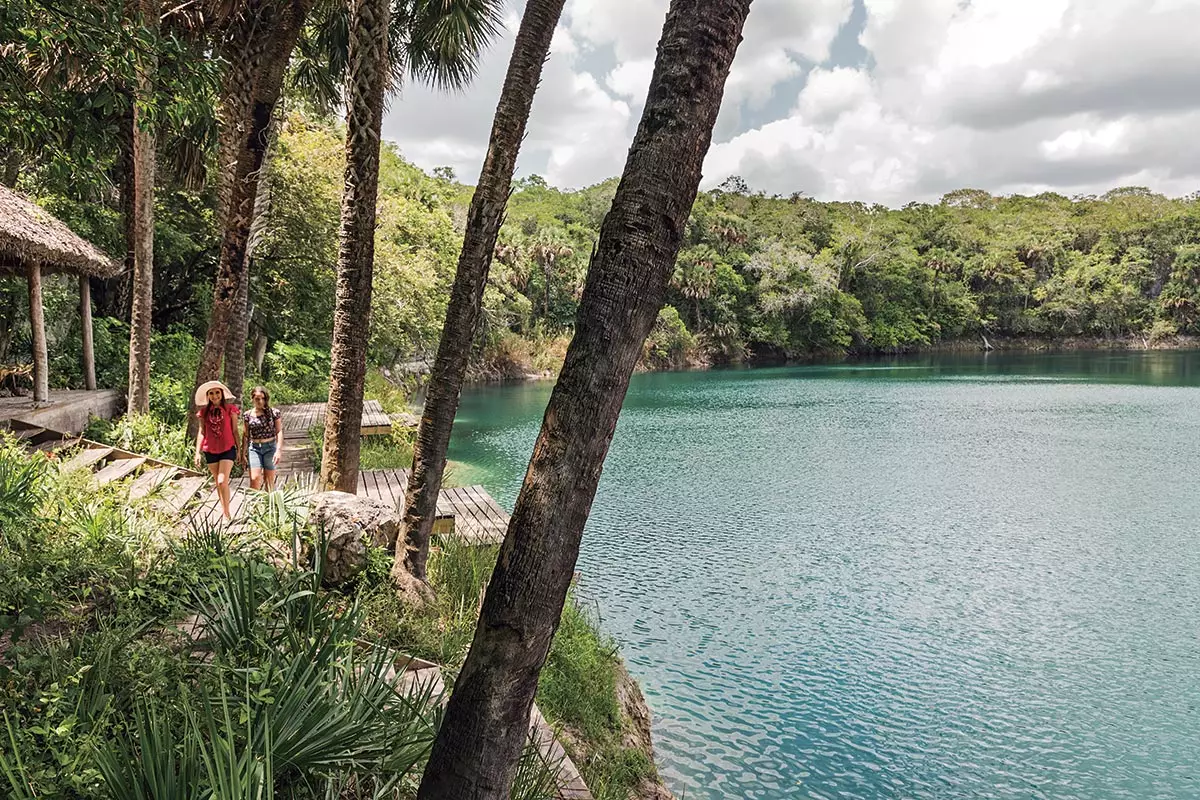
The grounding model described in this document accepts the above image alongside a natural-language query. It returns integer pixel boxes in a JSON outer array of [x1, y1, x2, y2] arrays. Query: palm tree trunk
[[223, 119, 278, 398], [126, 0, 156, 415], [2, 150, 19, 188], [188, 0, 311, 437], [395, 0, 567, 589], [319, 0, 390, 492], [414, 1, 752, 797]]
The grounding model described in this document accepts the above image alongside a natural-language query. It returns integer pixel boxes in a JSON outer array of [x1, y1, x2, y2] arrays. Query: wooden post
[[27, 263, 48, 403], [80, 275, 96, 390]]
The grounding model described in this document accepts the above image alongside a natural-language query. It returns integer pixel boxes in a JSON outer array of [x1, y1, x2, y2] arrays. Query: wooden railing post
[[27, 263, 48, 403], [80, 275, 96, 390]]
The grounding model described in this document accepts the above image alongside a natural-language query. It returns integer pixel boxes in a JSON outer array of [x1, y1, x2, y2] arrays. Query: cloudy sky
[[382, 0, 1200, 206]]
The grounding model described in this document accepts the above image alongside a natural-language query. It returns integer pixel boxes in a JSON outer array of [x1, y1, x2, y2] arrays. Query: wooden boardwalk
[[0, 388, 122, 434], [275, 400, 394, 474], [188, 469, 508, 545]]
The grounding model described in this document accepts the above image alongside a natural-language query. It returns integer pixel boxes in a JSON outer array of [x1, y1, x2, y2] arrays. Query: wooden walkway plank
[[156, 476, 207, 516], [93, 456, 147, 485], [63, 446, 113, 472], [128, 466, 177, 501]]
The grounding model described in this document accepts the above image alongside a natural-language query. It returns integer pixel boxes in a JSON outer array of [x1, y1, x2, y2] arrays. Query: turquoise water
[[447, 351, 1200, 799]]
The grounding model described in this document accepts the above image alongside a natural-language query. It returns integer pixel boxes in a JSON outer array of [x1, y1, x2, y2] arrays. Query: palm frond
[[398, 0, 505, 92]]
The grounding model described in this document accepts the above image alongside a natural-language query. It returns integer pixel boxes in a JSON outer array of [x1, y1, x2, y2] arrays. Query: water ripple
[[451, 353, 1200, 799]]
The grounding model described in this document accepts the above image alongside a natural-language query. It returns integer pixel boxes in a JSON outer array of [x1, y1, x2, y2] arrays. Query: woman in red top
[[193, 380, 242, 521]]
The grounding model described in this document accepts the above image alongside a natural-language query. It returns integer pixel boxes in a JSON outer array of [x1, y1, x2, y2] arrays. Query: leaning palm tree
[[186, 0, 316, 438], [394, 0, 567, 593], [414, 0, 755, 796], [320, 0, 502, 493]]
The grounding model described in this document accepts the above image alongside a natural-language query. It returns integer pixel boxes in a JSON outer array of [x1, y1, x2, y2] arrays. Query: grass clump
[[539, 600, 659, 800]]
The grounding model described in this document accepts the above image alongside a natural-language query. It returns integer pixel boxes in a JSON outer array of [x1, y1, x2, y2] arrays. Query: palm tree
[[527, 228, 573, 319], [395, 0, 568, 591], [320, 0, 391, 492], [319, 0, 502, 492], [672, 243, 719, 330], [188, 0, 315, 438], [222, 115, 279, 399], [126, 0, 156, 415], [414, 0, 754, 796]]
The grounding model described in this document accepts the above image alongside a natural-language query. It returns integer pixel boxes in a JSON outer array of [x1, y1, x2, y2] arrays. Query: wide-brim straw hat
[[194, 380, 236, 407]]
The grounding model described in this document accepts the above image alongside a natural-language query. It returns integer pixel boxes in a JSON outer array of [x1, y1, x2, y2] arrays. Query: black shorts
[[204, 446, 237, 464]]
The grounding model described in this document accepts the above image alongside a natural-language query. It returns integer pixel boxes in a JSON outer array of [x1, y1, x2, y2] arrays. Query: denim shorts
[[248, 441, 277, 471]]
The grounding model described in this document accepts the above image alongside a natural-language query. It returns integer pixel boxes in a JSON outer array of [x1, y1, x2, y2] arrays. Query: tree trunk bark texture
[[2, 150, 20, 188], [397, 0, 567, 588], [126, 0, 156, 414], [27, 265, 48, 403], [223, 119, 278, 398], [319, 0, 390, 493], [189, 0, 310, 435], [414, 1, 752, 798], [80, 277, 96, 391]]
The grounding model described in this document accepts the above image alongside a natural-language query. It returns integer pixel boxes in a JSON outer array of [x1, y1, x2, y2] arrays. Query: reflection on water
[[449, 350, 1200, 799]]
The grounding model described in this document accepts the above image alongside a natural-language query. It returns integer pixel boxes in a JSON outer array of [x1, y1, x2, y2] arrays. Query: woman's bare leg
[[264, 468, 276, 492], [249, 467, 263, 490], [216, 459, 235, 519]]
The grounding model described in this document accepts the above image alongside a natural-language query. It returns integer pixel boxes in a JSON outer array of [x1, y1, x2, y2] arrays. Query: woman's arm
[[194, 427, 203, 468], [240, 419, 250, 465], [275, 415, 284, 464]]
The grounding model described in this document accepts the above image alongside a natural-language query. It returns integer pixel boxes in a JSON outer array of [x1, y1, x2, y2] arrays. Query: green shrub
[[642, 305, 697, 370], [86, 413, 193, 467], [147, 329, 203, 423], [263, 342, 331, 403]]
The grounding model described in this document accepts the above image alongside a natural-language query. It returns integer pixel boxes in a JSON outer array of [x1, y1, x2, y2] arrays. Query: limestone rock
[[309, 491, 400, 586], [616, 661, 678, 800]]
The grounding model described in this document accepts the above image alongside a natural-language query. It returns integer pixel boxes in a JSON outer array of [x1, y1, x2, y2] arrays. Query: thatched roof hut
[[0, 185, 119, 402], [0, 185, 119, 277]]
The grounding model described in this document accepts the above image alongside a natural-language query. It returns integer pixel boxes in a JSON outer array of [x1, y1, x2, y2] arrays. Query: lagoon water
[[447, 351, 1200, 799]]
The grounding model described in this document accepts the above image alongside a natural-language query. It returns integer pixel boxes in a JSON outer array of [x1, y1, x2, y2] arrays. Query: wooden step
[[33, 437, 75, 454], [63, 446, 114, 472], [128, 466, 178, 501], [94, 456, 147, 485], [12, 426, 45, 442], [156, 475, 208, 516]]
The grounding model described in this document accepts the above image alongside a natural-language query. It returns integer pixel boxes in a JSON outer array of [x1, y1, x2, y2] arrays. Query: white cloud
[[797, 67, 872, 123], [383, 0, 1200, 202], [605, 60, 653, 100]]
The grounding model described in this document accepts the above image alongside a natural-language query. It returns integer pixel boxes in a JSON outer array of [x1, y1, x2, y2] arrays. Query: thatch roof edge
[[0, 185, 120, 278]]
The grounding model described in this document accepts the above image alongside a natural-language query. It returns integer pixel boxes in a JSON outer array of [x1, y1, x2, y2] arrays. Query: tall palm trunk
[[395, 0, 567, 589], [319, 0, 390, 492], [223, 123, 277, 398], [126, 0, 156, 415], [414, 1, 753, 797], [188, 0, 311, 435], [2, 151, 19, 188]]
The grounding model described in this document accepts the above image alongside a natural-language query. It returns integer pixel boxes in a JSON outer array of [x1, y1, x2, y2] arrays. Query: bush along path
[[0, 425, 620, 800]]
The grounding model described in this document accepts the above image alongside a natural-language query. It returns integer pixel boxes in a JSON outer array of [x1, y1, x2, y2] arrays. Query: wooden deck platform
[[279, 400, 393, 435], [276, 400, 394, 474], [0, 389, 121, 434], [188, 469, 508, 545]]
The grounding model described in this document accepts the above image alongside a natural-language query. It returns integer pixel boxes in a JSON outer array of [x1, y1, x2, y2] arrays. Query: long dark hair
[[250, 385, 272, 415], [203, 394, 228, 423]]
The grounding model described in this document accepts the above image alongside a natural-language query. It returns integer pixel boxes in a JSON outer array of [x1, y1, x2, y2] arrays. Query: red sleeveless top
[[197, 404, 240, 453]]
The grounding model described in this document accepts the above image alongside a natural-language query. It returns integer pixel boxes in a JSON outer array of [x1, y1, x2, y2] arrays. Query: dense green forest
[[6, 111, 1200, 402]]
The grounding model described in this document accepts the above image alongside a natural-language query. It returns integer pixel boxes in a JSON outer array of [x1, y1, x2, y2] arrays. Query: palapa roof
[[0, 185, 120, 278]]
